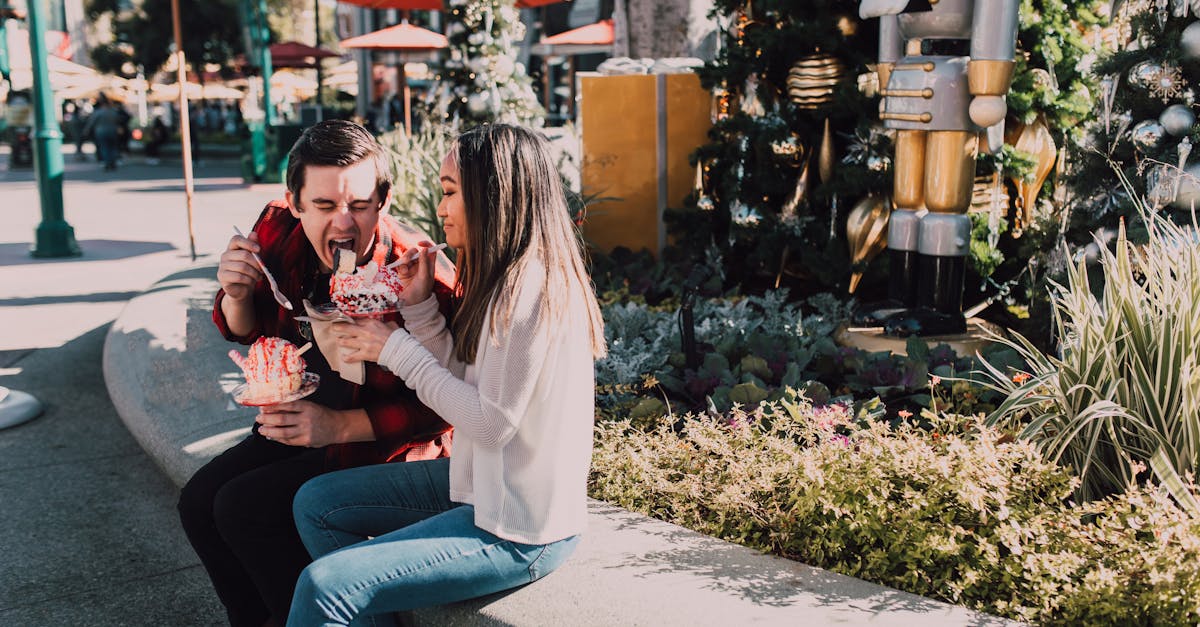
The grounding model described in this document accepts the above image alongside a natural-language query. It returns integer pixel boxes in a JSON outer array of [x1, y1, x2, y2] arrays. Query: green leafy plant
[[595, 283, 1011, 422], [979, 208, 1200, 514]]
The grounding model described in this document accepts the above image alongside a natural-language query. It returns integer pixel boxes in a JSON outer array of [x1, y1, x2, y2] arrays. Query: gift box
[[579, 72, 711, 255]]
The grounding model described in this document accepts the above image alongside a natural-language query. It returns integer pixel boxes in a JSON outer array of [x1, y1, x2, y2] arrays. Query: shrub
[[590, 396, 1200, 624], [378, 123, 458, 248], [979, 212, 1200, 513]]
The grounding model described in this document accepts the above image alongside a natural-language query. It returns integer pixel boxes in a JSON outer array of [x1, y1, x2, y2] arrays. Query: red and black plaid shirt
[[213, 200, 458, 470]]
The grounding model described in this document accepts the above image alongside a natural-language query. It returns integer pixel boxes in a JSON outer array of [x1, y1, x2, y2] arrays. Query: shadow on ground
[[0, 240, 177, 267]]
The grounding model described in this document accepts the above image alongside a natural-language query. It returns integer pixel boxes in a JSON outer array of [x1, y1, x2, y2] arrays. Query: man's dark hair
[[285, 119, 391, 208]]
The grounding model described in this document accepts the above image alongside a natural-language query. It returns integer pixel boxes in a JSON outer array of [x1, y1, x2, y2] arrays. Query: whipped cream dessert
[[329, 249, 404, 314], [229, 336, 307, 400]]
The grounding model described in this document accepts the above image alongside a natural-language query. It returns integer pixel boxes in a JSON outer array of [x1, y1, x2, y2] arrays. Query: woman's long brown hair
[[449, 124, 606, 364]]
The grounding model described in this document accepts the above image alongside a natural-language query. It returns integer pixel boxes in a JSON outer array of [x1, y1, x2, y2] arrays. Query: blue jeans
[[287, 458, 580, 626]]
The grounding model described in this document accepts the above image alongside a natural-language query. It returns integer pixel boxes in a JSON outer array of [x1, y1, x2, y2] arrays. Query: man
[[178, 119, 456, 627]]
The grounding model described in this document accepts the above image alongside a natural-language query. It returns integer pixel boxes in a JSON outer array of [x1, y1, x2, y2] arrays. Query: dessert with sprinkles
[[329, 248, 404, 315], [229, 336, 310, 402]]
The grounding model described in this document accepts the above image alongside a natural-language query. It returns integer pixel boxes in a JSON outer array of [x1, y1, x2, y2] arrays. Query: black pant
[[177, 432, 327, 627]]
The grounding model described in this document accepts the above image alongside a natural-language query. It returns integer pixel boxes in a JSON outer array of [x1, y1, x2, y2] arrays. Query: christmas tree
[[671, 0, 1102, 319], [675, 0, 882, 295], [1068, 1, 1200, 244], [436, 0, 545, 127]]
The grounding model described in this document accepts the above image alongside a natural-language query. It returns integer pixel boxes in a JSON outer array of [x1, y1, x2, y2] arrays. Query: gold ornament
[[846, 194, 891, 294], [818, 118, 835, 183], [781, 157, 811, 219], [787, 55, 845, 110], [771, 134, 806, 167], [835, 13, 858, 37], [1004, 114, 1057, 238]]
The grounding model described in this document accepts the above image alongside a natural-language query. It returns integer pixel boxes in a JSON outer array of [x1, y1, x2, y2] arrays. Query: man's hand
[[218, 231, 263, 302], [257, 400, 344, 448]]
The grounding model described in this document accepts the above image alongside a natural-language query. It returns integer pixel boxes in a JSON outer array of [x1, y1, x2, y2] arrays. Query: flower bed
[[588, 398, 1200, 624]]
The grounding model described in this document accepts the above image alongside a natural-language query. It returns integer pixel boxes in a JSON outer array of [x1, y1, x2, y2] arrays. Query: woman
[[287, 124, 607, 626]]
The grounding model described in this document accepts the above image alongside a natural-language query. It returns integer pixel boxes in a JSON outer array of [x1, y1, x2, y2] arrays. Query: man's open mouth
[[329, 238, 355, 265]]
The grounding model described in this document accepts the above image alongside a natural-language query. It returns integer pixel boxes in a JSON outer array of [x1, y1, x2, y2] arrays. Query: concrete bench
[[104, 263, 1017, 626]]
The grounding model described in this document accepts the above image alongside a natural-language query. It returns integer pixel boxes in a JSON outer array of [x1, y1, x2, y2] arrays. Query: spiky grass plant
[[378, 122, 459, 248], [979, 209, 1200, 514]]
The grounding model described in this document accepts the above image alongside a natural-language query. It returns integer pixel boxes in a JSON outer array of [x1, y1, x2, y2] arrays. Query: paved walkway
[[0, 144, 278, 625]]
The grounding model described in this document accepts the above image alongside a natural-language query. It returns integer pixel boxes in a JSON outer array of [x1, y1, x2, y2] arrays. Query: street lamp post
[[25, 0, 79, 258], [238, 0, 276, 182], [1, 2, 49, 431], [1, 2, 23, 136]]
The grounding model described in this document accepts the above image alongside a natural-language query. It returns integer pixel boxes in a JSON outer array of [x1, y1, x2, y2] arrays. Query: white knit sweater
[[378, 263, 596, 544]]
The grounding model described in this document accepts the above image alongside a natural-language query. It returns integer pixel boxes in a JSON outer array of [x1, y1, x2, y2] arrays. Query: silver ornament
[[1147, 165, 1175, 208], [866, 155, 887, 172], [1172, 161, 1200, 209], [1160, 104, 1196, 135], [1130, 119, 1167, 150], [1130, 61, 1163, 89], [696, 196, 716, 211], [1184, 22, 1200, 59]]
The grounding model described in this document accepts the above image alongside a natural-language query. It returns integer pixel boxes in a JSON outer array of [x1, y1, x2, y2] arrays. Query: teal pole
[[0, 7, 47, 431], [256, 0, 274, 125], [0, 7, 10, 83], [27, 0, 79, 258], [1, 3, 16, 135]]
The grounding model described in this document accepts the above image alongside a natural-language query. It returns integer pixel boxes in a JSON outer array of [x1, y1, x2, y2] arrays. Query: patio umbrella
[[532, 19, 613, 118], [269, 41, 339, 69], [340, 22, 447, 130], [147, 81, 203, 103], [55, 75, 131, 102], [336, 0, 563, 9], [532, 18, 613, 55], [322, 60, 360, 95], [201, 83, 247, 100], [271, 70, 320, 100], [340, 22, 448, 50]]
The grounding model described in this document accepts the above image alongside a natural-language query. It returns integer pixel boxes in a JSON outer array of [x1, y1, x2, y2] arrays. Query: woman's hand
[[334, 318, 399, 364], [393, 242, 438, 306]]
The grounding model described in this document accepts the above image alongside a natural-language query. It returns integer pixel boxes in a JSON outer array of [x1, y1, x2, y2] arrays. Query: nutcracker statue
[[859, 0, 1019, 335]]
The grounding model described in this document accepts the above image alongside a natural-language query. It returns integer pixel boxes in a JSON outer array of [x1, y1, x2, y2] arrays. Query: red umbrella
[[269, 41, 339, 69], [540, 18, 613, 46], [336, 0, 442, 9], [341, 22, 448, 131], [340, 22, 448, 50], [336, 0, 566, 9]]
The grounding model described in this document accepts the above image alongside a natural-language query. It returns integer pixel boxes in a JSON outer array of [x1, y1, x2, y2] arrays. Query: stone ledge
[[103, 264, 1018, 626]]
